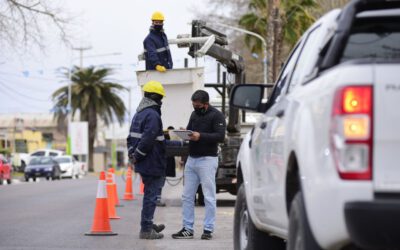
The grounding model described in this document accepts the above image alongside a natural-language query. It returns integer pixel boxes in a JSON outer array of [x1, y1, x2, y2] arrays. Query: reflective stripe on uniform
[[136, 148, 146, 156], [130, 132, 165, 141], [143, 46, 170, 53], [130, 132, 142, 138]]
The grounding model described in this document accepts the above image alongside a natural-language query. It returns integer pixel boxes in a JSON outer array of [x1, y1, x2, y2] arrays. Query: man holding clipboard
[[172, 90, 226, 240]]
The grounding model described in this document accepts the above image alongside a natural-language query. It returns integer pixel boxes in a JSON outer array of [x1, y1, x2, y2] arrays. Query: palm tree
[[52, 66, 127, 172], [239, 0, 317, 82]]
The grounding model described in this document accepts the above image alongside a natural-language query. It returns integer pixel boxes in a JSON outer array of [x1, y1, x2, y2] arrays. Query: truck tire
[[7, 179, 11, 184], [234, 183, 285, 250], [288, 192, 321, 250]]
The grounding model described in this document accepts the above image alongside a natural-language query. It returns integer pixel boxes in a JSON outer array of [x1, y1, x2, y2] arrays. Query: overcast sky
[[0, 0, 222, 118]]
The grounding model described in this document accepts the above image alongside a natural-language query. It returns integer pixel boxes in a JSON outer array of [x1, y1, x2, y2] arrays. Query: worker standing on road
[[172, 90, 226, 240], [127, 80, 181, 240], [144, 11, 173, 72], [156, 126, 177, 207]]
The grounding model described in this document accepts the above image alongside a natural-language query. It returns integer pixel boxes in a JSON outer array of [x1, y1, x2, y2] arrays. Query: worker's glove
[[128, 154, 137, 164], [155, 65, 166, 72]]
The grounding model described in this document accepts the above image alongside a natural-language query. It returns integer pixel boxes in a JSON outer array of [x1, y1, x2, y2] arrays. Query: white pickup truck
[[230, 0, 400, 249]]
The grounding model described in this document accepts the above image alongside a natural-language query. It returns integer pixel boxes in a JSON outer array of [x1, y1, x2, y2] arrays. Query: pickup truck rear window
[[341, 17, 400, 61]]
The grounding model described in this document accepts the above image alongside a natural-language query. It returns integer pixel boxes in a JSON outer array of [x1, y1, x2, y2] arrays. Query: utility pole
[[72, 46, 92, 68]]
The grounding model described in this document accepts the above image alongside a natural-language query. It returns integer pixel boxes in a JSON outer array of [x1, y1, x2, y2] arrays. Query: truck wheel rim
[[240, 209, 249, 249]]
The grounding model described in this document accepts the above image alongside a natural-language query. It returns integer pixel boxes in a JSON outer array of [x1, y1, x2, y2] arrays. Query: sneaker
[[153, 223, 165, 233], [139, 229, 164, 240], [171, 228, 194, 239], [201, 230, 212, 240], [156, 200, 166, 207]]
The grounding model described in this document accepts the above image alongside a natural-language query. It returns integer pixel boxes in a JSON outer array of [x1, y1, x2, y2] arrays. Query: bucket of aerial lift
[[136, 67, 205, 129]]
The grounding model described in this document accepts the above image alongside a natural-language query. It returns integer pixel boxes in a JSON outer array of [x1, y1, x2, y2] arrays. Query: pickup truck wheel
[[288, 192, 321, 250], [234, 184, 285, 250]]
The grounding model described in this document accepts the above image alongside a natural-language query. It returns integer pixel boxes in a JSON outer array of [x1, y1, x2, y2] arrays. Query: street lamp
[[213, 23, 268, 85]]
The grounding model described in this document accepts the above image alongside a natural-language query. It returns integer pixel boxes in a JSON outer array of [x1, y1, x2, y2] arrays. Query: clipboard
[[171, 130, 193, 140]]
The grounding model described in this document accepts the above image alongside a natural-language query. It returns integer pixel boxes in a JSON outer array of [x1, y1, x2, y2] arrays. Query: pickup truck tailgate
[[373, 64, 400, 192]]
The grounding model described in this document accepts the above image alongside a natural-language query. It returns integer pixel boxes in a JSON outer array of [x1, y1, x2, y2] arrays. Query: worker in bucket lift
[[127, 80, 182, 240], [144, 11, 173, 72]]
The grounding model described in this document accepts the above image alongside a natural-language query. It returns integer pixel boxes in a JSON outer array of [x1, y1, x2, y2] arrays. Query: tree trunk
[[266, 0, 282, 83], [276, 10, 285, 75], [88, 105, 97, 172], [266, 0, 275, 83]]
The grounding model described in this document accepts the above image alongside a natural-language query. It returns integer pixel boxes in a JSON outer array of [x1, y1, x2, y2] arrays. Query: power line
[[0, 85, 49, 111], [0, 81, 50, 102], [0, 76, 61, 93], [0, 70, 60, 82]]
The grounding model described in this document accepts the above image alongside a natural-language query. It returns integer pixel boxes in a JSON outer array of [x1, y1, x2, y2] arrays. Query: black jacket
[[186, 106, 226, 157]]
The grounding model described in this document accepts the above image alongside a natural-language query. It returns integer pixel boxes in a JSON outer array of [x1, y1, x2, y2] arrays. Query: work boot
[[139, 229, 164, 240], [153, 223, 165, 233], [156, 200, 166, 207]]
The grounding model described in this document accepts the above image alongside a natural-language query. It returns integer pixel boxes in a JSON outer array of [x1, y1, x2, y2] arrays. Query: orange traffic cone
[[123, 167, 135, 200], [108, 168, 123, 207], [85, 171, 117, 236], [106, 171, 121, 219], [139, 176, 145, 195]]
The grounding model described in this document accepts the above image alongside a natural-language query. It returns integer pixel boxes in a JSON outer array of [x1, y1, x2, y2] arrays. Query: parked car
[[29, 149, 64, 158], [230, 1, 400, 250], [24, 157, 62, 181], [10, 153, 29, 172], [13, 149, 65, 173], [0, 155, 12, 184], [54, 156, 80, 179]]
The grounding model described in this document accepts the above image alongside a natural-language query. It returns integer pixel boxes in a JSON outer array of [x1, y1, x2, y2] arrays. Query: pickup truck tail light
[[331, 86, 373, 180]]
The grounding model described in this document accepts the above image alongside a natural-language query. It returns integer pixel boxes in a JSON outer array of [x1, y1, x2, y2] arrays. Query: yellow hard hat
[[151, 11, 165, 21], [142, 80, 166, 97]]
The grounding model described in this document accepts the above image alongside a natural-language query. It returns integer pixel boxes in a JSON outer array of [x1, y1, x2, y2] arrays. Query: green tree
[[52, 66, 127, 172], [239, 0, 317, 82]]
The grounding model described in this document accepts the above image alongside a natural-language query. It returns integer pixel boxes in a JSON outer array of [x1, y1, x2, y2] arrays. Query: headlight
[[24, 168, 31, 172], [45, 167, 53, 171]]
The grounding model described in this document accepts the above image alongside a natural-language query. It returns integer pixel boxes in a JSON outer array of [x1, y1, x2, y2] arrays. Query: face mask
[[155, 100, 163, 106], [194, 107, 206, 115], [154, 24, 163, 31]]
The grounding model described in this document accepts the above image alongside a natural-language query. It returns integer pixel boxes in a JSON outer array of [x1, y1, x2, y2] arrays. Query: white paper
[[171, 130, 193, 140]]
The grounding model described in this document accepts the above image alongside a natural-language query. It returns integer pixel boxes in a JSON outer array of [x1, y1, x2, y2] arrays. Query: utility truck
[[137, 20, 251, 197], [230, 0, 400, 249]]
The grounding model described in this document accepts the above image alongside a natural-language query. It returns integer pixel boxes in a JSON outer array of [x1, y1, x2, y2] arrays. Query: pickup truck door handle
[[260, 121, 268, 129], [276, 109, 285, 118]]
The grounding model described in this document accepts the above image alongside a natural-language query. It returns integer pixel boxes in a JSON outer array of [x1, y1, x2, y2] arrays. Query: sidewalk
[[127, 172, 236, 250]]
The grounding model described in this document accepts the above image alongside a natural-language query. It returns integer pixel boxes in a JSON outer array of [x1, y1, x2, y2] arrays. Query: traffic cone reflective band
[[108, 168, 123, 207], [139, 176, 144, 195], [106, 171, 120, 219], [85, 171, 117, 236], [123, 167, 135, 200]]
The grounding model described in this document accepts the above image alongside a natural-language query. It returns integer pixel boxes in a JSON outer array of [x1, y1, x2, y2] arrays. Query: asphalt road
[[0, 173, 236, 250]]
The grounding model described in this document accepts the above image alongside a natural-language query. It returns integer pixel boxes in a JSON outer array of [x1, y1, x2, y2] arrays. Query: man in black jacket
[[172, 90, 226, 240]]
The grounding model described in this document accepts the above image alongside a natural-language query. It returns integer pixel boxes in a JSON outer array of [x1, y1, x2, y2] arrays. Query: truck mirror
[[230, 84, 264, 111]]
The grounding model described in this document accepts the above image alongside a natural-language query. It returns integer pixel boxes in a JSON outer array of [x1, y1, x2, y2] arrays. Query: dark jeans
[[156, 176, 166, 202], [140, 174, 165, 232]]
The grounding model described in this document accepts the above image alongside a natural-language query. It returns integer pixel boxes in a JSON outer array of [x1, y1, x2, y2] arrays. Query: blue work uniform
[[143, 28, 173, 70]]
